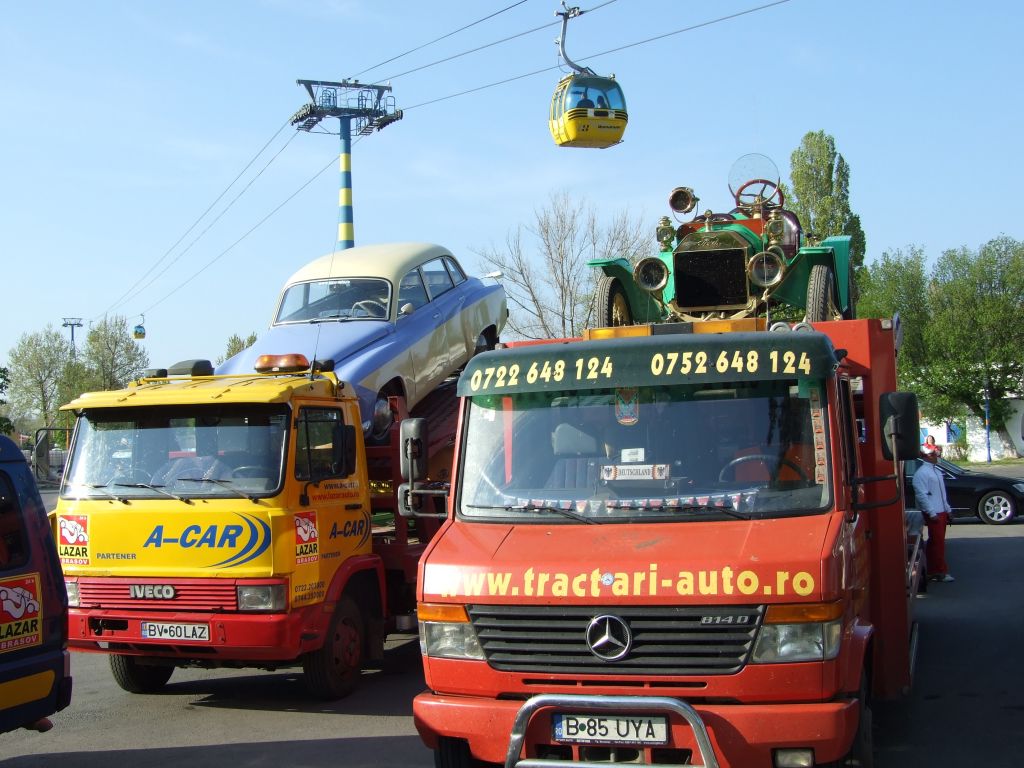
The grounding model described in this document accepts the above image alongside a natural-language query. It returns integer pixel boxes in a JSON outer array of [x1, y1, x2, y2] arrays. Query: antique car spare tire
[[806, 263, 840, 323]]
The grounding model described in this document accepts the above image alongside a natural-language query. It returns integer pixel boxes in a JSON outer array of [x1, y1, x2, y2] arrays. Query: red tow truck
[[401, 317, 922, 767]]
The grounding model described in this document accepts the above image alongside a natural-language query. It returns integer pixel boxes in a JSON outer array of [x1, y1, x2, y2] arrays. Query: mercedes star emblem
[[586, 614, 633, 661]]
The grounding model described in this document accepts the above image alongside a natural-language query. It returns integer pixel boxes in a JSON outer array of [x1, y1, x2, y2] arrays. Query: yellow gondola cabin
[[549, 73, 627, 148]]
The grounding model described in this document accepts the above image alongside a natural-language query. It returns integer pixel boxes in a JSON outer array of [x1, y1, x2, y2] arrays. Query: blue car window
[[0, 472, 28, 570], [398, 270, 430, 310], [422, 257, 455, 299], [444, 256, 467, 285]]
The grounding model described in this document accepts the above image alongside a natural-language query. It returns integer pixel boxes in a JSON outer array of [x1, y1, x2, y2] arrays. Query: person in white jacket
[[912, 445, 954, 582]]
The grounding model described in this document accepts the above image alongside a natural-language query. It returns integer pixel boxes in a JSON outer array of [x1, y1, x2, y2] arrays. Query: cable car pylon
[[291, 79, 403, 250]]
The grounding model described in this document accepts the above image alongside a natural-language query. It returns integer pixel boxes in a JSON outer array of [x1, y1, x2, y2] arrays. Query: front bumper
[[414, 691, 858, 768], [68, 606, 322, 662]]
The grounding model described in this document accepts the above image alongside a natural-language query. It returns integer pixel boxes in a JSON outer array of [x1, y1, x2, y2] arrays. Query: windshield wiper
[[173, 477, 259, 502], [659, 503, 750, 520], [310, 316, 358, 323], [465, 503, 600, 525], [83, 483, 130, 504], [112, 482, 192, 504]]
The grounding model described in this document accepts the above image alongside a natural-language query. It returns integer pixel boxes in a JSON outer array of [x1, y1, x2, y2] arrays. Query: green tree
[[217, 332, 258, 366], [474, 192, 652, 339], [82, 315, 150, 391], [858, 237, 1024, 449], [8, 325, 73, 427], [0, 367, 13, 435], [786, 131, 867, 271]]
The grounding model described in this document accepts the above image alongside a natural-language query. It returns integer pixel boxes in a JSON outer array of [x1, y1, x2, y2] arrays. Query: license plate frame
[[552, 713, 668, 745], [140, 621, 210, 642]]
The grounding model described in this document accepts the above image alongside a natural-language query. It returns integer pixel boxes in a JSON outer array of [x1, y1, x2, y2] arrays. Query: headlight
[[418, 603, 484, 660], [752, 620, 841, 663], [633, 257, 669, 293], [747, 247, 785, 288], [65, 580, 80, 608], [237, 584, 287, 612]]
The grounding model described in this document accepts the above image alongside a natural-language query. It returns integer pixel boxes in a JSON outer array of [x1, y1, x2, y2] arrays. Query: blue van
[[0, 435, 71, 733]]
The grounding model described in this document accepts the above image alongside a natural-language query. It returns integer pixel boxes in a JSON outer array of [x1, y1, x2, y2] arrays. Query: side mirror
[[879, 392, 920, 461], [400, 302, 415, 316], [397, 482, 420, 518], [400, 418, 428, 482], [332, 423, 357, 478]]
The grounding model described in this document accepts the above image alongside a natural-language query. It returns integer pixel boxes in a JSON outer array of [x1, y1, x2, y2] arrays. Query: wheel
[[435, 737, 474, 768], [352, 300, 386, 318], [595, 276, 632, 327], [303, 595, 364, 700], [718, 454, 809, 483], [839, 674, 874, 767], [109, 655, 174, 693], [805, 263, 841, 323], [977, 490, 1015, 525], [473, 327, 498, 356]]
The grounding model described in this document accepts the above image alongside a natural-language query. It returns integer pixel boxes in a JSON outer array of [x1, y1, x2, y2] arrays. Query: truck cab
[[0, 435, 72, 734], [55, 353, 454, 699], [408, 318, 920, 768]]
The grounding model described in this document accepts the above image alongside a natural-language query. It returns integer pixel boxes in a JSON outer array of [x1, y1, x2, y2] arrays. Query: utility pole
[[291, 79, 403, 251], [62, 317, 83, 357]]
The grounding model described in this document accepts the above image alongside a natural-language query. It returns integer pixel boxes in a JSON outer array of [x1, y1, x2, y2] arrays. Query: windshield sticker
[[620, 447, 645, 463], [615, 388, 639, 425], [0, 574, 42, 652], [58, 514, 91, 565], [601, 464, 669, 481]]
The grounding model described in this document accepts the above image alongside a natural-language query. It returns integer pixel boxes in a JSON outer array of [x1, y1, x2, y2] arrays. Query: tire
[[594, 276, 632, 327], [805, 263, 840, 323], [977, 490, 1015, 525], [303, 595, 364, 700], [838, 674, 874, 767], [109, 655, 174, 694], [434, 737, 474, 768], [473, 327, 498, 356]]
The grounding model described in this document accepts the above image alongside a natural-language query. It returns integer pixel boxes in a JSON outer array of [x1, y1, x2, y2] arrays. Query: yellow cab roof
[[61, 372, 341, 411]]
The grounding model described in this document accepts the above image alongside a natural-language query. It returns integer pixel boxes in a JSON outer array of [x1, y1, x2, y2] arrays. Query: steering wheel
[[718, 454, 809, 483], [231, 465, 273, 479], [734, 178, 784, 209], [112, 468, 152, 484], [352, 300, 386, 318]]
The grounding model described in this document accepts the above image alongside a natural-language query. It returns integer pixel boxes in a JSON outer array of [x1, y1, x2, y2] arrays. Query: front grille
[[674, 248, 749, 309], [468, 604, 763, 676], [78, 578, 237, 611]]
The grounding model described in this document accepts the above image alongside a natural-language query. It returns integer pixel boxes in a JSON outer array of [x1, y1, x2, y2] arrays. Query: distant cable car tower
[[291, 79, 403, 250], [549, 3, 627, 149]]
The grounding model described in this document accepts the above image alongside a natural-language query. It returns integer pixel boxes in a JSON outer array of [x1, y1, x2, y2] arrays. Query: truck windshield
[[458, 380, 831, 523], [61, 404, 289, 500]]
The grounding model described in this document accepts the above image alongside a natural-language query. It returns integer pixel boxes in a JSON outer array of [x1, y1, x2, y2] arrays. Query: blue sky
[[1, 0, 1020, 371]]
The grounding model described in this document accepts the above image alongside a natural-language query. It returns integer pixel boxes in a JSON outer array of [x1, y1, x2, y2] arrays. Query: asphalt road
[[4, 492, 1023, 767]]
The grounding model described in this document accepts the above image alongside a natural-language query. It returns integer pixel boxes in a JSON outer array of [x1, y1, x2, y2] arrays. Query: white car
[[218, 242, 507, 437]]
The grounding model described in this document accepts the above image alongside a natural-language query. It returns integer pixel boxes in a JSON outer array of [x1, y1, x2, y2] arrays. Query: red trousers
[[925, 512, 950, 576]]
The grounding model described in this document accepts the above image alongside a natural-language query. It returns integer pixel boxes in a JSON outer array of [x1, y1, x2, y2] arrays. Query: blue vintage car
[[218, 243, 507, 438]]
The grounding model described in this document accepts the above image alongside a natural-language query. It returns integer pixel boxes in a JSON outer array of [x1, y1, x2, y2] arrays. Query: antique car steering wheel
[[352, 300, 386, 318], [734, 178, 785, 209], [718, 454, 809, 483]]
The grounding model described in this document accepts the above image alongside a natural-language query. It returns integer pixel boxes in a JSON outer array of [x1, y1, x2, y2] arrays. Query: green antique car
[[591, 154, 855, 326]]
